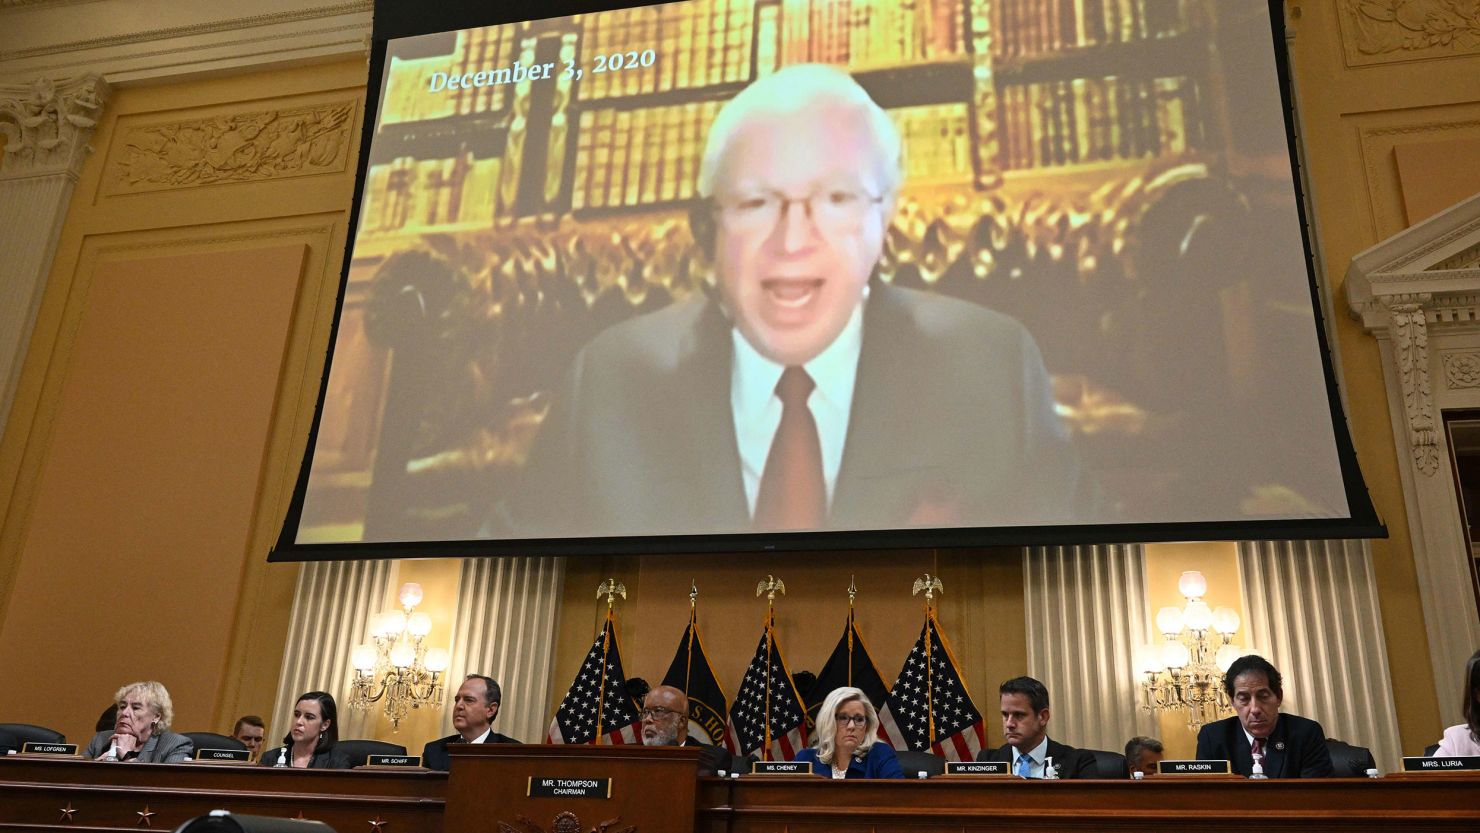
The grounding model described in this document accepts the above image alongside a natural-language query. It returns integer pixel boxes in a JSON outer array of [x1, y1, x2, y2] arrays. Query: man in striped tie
[[1195, 655, 1334, 778]]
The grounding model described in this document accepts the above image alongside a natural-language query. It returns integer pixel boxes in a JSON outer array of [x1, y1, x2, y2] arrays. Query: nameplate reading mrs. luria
[[945, 761, 1011, 776], [750, 760, 812, 775], [194, 748, 251, 762], [1401, 756, 1480, 772], [20, 742, 78, 756], [366, 754, 422, 767], [528, 777, 612, 798], [1158, 760, 1231, 775]]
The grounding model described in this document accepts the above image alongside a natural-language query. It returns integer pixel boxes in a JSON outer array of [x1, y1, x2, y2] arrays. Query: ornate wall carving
[[1385, 297, 1441, 475], [1340, 0, 1480, 65], [1442, 350, 1480, 388], [103, 99, 355, 195], [0, 73, 107, 178]]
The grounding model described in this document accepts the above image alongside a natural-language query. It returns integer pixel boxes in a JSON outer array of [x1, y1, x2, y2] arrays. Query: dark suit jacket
[[1195, 713, 1334, 778], [259, 745, 352, 769], [493, 281, 1088, 537], [795, 742, 905, 779], [976, 738, 1097, 779], [420, 729, 519, 771]]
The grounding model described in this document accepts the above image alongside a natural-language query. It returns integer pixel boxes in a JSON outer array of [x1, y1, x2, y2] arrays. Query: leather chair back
[[895, 748, 946, 777], [1325, 738, 1377, 777], [1084, 748, 1130, 779], [183, 732, 247, 753], [336, 738, 407, 767], [0, 723, 65, 745]]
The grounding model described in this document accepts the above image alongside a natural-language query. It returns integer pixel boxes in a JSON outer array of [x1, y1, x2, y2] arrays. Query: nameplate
[[527, 777, 611, 798], [1158, 759, 1231, 775], [944, 761, 1011, 776], [1401, 756, 1480, 772], [195, 748, 251, 762], [750, 760, 813, 775], [366, 754, 421, 767], [21, 743, 78, 756]]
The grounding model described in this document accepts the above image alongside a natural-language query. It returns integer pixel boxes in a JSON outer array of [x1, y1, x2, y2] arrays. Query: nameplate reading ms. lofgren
[[195, 748, 251, 762], [1401, 756, 1480, 772], [528, 777, 612, 798], [366, 754, 421, 767], [20, 743, 78, 756], [1159, 760, 1231, 775], [944, 760, 1011, 776]]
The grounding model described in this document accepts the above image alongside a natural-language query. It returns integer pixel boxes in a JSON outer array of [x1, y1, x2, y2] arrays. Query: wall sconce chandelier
[[1137, 571, 1246, 731], [348, 582, 448, 730]]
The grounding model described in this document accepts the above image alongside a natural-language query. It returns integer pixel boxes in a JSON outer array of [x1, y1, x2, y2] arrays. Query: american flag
[[878, 612, 986, 762], [726, 613, 807, 761], [547, 612, 641, 744]]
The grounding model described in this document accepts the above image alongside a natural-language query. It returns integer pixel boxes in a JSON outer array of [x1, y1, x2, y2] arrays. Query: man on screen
[[492, 64, 1086, 538]]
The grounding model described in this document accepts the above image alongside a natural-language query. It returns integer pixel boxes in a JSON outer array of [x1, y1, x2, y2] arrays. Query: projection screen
[[271, 0, 1383, 559]]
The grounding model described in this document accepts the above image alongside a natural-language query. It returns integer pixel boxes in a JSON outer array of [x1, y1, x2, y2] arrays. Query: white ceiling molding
[[0, 0, 371, 84]]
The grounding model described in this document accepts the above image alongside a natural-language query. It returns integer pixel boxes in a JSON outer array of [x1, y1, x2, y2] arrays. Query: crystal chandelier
[[348, 582, 449, 730], [1137, 571, 1246, 731]]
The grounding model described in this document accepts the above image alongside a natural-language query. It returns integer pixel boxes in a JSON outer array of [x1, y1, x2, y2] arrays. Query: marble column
[[0, 74, 109, 436]]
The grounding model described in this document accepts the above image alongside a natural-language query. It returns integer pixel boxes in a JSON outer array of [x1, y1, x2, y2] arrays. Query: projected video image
[[296, 0, 1352, 545]]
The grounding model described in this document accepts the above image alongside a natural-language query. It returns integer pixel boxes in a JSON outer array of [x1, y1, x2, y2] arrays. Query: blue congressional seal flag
[[548, 610, 641, 744], [660, 606, 738, 751]]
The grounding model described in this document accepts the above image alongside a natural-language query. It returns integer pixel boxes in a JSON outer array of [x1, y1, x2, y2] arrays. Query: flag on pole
[[726, 611, 807, 761], [660, 607, 737, 751], [805, 608, 897, 742], [878, 610, 986, 761], [547, 610, 642, 744]]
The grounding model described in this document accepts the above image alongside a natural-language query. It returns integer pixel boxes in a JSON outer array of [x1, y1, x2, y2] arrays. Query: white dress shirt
[[731, 304, 864, 517], [1011, 736, 1051, 779], [462, 726, 492, 744]]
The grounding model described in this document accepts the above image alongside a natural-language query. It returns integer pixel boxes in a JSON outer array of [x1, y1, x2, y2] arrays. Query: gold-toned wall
[[1285, 0, 1480, 754], [0, 59, 367, 740]]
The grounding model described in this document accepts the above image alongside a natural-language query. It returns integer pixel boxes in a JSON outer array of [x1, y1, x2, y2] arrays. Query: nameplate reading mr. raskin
[[195, 748, 251, 762], [945, 761, 1010, 776], [1159, 760, 1231, 775], [528, 777, 612, 798], [1401, 756, 1480, 772], [367, 754, 421, 767], [750, 760, 813, 775], [21, 742, 78, 756]]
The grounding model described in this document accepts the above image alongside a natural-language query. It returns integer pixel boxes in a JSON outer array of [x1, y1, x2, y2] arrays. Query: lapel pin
[[1275, 742, 1285, 751]]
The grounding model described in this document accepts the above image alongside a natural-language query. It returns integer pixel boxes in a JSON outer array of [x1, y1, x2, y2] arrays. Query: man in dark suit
[[1195, 655, 1333, 778], [640, 684, 730, 775], [975, 676, 1096, 778], [491, 64, 1087, 539], [421, 674, 518, 771]]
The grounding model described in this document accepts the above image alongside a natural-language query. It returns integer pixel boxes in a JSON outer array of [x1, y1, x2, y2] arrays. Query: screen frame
[[268, 0, 1385, 563]]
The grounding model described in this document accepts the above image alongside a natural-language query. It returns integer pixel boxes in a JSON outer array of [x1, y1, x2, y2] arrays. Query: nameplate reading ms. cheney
[[1401, 756, 1480, 772], [750, 761, 813, 775], [1159, 760, 1232, 775], [944, 761, 1011, 776], [20, 743, 78, 756], [528, 777, 612, 798]]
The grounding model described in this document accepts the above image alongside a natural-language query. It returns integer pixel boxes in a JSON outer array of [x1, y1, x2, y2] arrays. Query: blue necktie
[[1016, 754, 1033, 778]]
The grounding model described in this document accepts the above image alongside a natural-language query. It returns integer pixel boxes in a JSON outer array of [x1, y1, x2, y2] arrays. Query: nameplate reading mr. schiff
[[21, 742, 78, 756], [1401, 756, 1480, 772], [366, 754, 421, 767], [194, 748, 251, 762], [528, 777, 612, 798], [750, 760, 812, 775], [1158, 760, 1231, 775], [944, 761, 1011, 776]]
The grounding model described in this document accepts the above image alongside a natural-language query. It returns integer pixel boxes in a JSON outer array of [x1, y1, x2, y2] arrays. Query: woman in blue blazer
[[793, 686, 904, 779]]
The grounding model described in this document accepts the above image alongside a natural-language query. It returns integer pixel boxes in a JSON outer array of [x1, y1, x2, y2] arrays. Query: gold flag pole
[[756, 574, 786, 760], [685, 580, 698, 694], [846, 576, 858, 686], [594, 578, 626, 745], [912, 574, 944, 744]]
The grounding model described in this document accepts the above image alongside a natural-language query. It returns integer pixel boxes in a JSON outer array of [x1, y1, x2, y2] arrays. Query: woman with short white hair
[[793, 686, 903, 779], [83, 681, 194, 763]]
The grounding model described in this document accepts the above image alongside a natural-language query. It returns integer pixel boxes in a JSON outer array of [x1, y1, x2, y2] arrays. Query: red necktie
[[753, 367, 826, 530], [1251, 737, 1265, 771]]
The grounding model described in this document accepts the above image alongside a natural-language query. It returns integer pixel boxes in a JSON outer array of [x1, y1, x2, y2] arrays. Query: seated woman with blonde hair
[[83, 681, 194, 763], [793, 686, 904, 779]]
